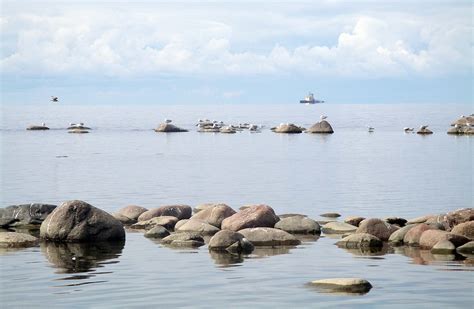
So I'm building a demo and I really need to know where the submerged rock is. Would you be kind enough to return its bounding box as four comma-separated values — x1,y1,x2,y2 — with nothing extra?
431,240,455,254
221,204,279,231
320,212,341,218
40,200,125,242
154,123,188,132
68,129,89,134
309,278,372,294
456,241,474,255
274,216,320,234
305,121,334,134
321,222,357,234
336,233,383,249
0,203,57,227
0,232,39,248
239,227,301,246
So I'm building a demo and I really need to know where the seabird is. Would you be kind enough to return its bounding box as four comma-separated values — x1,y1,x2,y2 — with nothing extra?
404,127,414,132
420,125,429,130
51,96,58,102
164,119,172,123
320,115,327,121
41,122,46,127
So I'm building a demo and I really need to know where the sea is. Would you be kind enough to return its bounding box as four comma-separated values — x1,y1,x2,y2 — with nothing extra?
0,103,473,308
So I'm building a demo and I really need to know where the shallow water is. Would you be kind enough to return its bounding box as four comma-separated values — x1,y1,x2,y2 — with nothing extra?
0,103,473,307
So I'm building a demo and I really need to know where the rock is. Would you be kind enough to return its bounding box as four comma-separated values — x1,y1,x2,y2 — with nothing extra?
194,203,228,213
403,223,436,246
175,219,221,235
344,216,365,227
447,126,474,135
451,221,474,240
305,121,334,134
0,218,18,227
221,204,280,231
113,213,136,225
40,200,125,242
130,216,178,230
431,240,455,254
388,224,417,244
456,241,474,255
384,217,407,226
0,203,57,226
161,232,205,247
417,127,433,134
154,123,188,132
336,233,383,249
356,218,397,241
274,216,320,234
273,123,303,133
116,205,148,221
278,213,307,219
138,205,192,221
407,215,434,225
208,230,254,253
190,204,236,228
309,278,372,294
441,208,474,231
0,232,39,248
219,127,236,134
238,227,301,246
320,212,341,218
451,115,474,126
419,229,469,249
27,125,49,130
144,226,170,238
321,222,357,234
174,219,189,230
68,129,89,134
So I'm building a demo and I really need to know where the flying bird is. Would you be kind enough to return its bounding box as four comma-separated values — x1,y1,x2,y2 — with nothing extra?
51,96,59,102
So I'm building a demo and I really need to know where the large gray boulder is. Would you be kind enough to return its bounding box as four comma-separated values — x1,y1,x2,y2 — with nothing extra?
0,203,57,227
336,233,383,249
138,205,192,221
154,123,188,133
208,230,254,253
190,204,236,228
272,123,303,133
221,204,280,231
40,200,125,242
321,222,357,234
238,227,301,246
305,121,334,134
274,216,320,234
356,218,398,241
175,219,220,236
0,232,39,248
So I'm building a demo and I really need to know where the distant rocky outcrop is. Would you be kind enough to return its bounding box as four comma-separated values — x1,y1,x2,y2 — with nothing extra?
272,123,304,133
305,121,334,134
0,203,57,227
154,123,188,132
40,200,125,242
449,115,474,134
27,125,49,130
416,127,433,134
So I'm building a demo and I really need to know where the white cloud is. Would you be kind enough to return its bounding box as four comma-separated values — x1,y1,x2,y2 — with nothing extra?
1,2,472,78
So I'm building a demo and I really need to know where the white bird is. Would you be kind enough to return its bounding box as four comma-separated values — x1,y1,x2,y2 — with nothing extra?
420,125,429,130
164,119,172,123
41,122,46,127
320,115,327,121
404,127,414,132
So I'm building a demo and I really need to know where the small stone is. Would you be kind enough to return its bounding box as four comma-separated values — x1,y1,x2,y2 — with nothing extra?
305,121,334,134
175,219,220,235
309,278,372,294
384,217,407,226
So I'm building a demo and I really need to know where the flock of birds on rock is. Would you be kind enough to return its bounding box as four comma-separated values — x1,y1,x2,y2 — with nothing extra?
194,119,264,133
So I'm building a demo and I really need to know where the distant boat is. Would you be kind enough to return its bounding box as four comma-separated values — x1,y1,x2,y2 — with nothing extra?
299,92,324,104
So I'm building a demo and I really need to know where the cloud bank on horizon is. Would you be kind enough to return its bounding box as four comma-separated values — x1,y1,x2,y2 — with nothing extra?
1,0,472,104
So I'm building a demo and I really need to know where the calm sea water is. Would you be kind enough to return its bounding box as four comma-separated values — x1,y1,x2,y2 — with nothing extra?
0,103,473,307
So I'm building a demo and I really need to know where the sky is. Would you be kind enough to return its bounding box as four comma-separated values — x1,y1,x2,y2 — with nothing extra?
1,0,473,105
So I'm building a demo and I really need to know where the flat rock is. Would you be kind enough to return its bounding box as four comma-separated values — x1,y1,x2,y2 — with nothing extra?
40,200,125,242
273,123,303,133
154,123,188,132
336,233,383,249
274,216,320,234
0,232,39,248
309,278,372,294
190,204,236,228
144,226,171,239
0,203,57,226
356,218,397,241
344,216,365,227
116,205,148,221
321,222,357,234
161,232,205,247
130,216,178,230
221,204,279,231
138,205,192,221
451,221,474,240
239,227,301,246
27,125,49,130
320,212,341,218
305,121,334,134
417,128,433,134
208,230,254,253
175,219,220,235
431,240,455,254
419,229,469,249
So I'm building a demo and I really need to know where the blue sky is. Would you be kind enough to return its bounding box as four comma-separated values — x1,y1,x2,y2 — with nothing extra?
1,0,472,104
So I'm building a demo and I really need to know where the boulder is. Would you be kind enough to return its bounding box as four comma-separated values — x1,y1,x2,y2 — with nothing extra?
451,115,474,126
388,224,417,244
190,204,236,228
320,212,341,218
219,127,236,134
40,200,125,242
175,219,220,235
384,217,407,227
305,121,334,134
116,205,148,221
321,222,357,234
274,216,320,234
336,233,383,249
451,221,474,240
208,230,254,253
0,232,39,248
442,208,474,231
431,240,455,254
161,232,205,247
138,205,192,221
144,226,170,239
194,203,229,213
407,215,434,225
68,129,89,134
113,213,136,225
272,123,303,134
238,227,301,246
27,125,49,130
0,203,57,226
309,278,372,294
130,216,178,230
417,127,433,134
456,241,474,255
403,223,436,246
356,218,397,241
221,204,279,231
447,126,474,135
419,229,469,249
154,123,188,132
174,219,189,230
344,216,365,227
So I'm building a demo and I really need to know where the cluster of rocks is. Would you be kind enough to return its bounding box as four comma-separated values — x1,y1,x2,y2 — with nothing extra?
270,120,334,134
447,115,474,135
26,123,91,133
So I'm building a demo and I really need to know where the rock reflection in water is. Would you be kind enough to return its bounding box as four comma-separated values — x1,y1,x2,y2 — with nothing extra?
395,246,470,266
341,244,394,257
209,251,244,267
41,241,124,274
250,246,296,258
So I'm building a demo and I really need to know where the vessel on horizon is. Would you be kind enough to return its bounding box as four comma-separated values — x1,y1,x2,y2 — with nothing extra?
299,92,324,104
